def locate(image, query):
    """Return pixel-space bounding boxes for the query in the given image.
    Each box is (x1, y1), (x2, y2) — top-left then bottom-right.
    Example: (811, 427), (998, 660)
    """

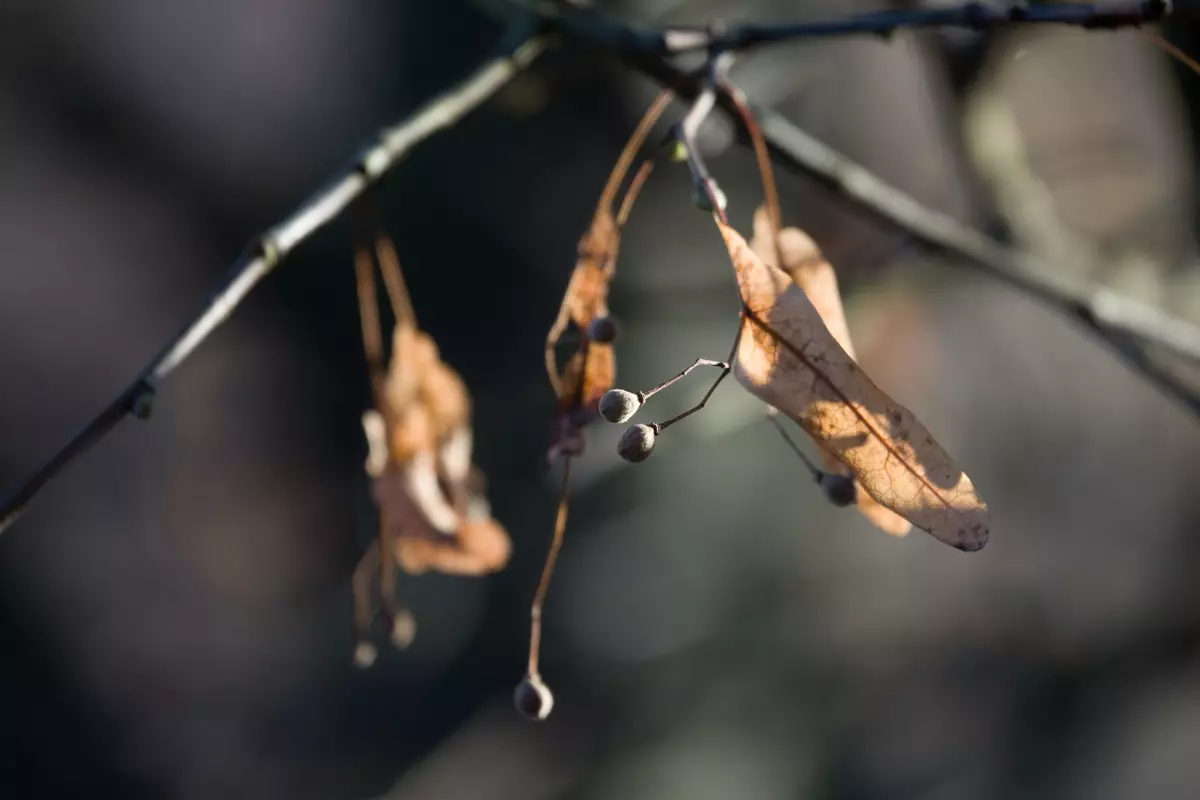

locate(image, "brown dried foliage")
(748, 206), (913, 538)
(352, 213), (510, 647)
(720, 219), (990, 551)
(546, 91), (671, 458)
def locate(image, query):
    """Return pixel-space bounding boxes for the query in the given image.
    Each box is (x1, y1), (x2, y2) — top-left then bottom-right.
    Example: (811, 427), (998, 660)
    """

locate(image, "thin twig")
(0, 22), (544, 537)
(665, 0), (1180, 52)
(537, 0), (1186, 55)
(765, 407), (822, 480)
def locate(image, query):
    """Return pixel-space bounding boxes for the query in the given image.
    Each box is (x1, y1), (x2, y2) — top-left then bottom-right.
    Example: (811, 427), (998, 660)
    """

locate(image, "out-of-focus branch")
(536, 0), (1190, 56)
(0, 21), (544, 536)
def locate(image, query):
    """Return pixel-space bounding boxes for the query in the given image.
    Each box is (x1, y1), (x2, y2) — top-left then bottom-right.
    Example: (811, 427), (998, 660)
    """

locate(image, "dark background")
(2, 1), (1200, 798)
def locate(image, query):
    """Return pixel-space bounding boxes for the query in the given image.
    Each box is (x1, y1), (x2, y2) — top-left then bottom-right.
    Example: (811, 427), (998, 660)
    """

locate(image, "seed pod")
(513, 674), (555, 721)
(599, 389), (641, 424)
(353, 641), (378, 669)
(818, 472), (857, 508)
(390, 609), (417, 649)
(617, 424), (656, 463)
(588, 315), (620, 344)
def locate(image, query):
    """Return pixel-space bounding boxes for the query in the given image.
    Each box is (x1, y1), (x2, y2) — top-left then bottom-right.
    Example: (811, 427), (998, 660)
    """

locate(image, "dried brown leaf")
(722, 220), (990, 551)
(364, 314), (509, 577)
(749, 206), (913, 538)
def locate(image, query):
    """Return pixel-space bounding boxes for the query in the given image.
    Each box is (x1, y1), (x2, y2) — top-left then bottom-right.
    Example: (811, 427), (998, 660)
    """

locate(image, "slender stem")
(0, 23), (544, 537)
(672, 53), (733, 223)
(638, 358), (729, 402)
(765, 407), (821, 480)
(598, 89), (674, 215)
(353, 213), (387, 403)
(721, 78), (782, 252)
(528, 456), (572, 678)
(654, 322), (743, 431)
(617, 159), (656, 228)
(663, 1), (1178, 52)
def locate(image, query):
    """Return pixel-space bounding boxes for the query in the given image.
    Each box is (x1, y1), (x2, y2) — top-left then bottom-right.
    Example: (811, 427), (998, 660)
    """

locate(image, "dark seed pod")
(599, 389), (641, 424)
(588, 315), (620, 344)
(818, 472), (857, 508)
(617, 424), (656, 463)
(513, 674), (555, 721)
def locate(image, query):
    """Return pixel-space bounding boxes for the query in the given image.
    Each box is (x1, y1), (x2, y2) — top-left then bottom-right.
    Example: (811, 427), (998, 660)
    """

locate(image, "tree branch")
(537, 0), (1190, 56)
(5, 0), (1200, 537)
(0, 21), (544, 536)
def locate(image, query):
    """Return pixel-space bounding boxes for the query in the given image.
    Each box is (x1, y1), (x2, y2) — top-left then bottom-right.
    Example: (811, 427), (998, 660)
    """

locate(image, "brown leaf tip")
(954, 523), (990, 552)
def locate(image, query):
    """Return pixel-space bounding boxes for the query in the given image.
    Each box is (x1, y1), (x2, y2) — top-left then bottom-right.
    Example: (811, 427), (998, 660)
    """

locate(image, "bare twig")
(663, 0), (1180, 52)
(0, 22), (545, 536)
(538, 0), (1187, 56)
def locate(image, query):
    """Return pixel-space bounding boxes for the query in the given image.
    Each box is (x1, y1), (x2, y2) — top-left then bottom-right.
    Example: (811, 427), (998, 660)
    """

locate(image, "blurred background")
(2, 1), (1200, 797)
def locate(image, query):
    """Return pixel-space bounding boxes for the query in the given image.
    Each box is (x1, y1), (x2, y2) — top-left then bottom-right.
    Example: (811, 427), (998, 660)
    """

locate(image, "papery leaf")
(723, 220), (990, 551)
(749, 206), (913, 538)
(365, 310), (510, 578)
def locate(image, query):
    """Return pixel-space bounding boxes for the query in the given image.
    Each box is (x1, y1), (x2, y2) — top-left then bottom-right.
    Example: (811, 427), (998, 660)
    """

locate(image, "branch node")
(129, 380), (157, 421)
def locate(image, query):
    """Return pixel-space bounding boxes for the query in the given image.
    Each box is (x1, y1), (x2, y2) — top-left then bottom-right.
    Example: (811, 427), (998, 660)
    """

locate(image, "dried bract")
(721, 220), (991, 551)
(749, 205), (914, 538)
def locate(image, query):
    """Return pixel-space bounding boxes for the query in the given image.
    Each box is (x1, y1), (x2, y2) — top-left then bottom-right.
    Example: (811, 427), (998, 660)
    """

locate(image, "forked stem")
(528, 456), (573, 678)
(650, 321), (744, 432)
(638, 358), (728, 403)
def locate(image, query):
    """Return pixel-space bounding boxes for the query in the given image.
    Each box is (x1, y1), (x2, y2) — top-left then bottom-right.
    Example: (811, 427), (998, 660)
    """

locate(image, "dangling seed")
(353, 641), (378, 669)
(818, 472), (857, 507)
(599, 389), (641, 424)
(588, 315), (620, 344)
(513, 673), (555, 721)
(390, 609), (417, 649)
(617, 424), (656, 463)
